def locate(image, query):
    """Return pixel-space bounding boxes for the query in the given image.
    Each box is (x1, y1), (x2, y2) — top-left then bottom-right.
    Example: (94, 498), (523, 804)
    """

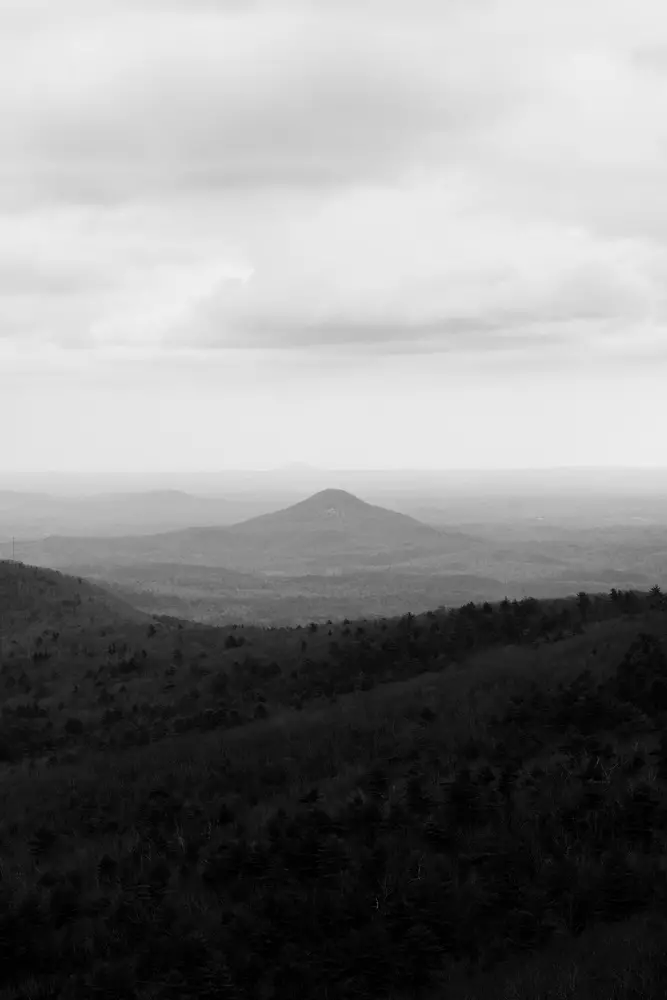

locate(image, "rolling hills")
(7, 487), (666, 628)
(2, 558), (667, 996)
(7, 488), (485, 575)
(0, 488), (276, 541)
(0, 559), (150, 636)
(84, 563), (515, 626)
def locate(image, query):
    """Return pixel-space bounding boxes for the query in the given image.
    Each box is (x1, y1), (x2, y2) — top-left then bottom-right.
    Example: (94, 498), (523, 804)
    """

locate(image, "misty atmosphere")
(2, 470), (667, 627)
(2, 1), (667, 998)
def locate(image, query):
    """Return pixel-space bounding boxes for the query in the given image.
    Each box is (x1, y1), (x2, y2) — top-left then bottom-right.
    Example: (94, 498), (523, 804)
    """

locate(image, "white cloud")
(2, 0), (667, 469)
(0, 2), (503, 205)
(164, 191), (667, 353)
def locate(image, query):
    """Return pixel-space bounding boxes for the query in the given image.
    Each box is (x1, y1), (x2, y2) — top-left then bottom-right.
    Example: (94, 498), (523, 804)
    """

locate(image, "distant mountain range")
(0, 489), (278, 540)
(6, 489), (483, 576)
(3, 489), (664, 628)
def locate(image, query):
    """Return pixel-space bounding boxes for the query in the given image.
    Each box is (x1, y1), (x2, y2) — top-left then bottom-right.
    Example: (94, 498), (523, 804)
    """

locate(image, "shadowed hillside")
(2, 560), (667, 996)
(0, 560), (150, 636)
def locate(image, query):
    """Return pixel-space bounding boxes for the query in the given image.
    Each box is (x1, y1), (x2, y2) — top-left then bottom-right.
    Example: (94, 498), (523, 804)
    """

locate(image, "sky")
(2, 0), (667, 475)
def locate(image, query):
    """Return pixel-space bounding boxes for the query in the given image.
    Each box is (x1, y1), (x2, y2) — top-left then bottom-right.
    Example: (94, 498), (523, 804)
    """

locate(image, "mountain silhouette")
(11, 490), (481, 575)
(231, 488), (440, 539)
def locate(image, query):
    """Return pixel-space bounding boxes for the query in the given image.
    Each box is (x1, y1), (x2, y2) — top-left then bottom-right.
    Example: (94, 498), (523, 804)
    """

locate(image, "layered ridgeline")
(0, 488), (275, 539)
(0, 556), (662, 767)
(82, 562), (514, 627)
(0, 559), (150, 636)
(7, 488), (483, 574)
(5, 489), (661, 627)
(2, 558), (667, 997)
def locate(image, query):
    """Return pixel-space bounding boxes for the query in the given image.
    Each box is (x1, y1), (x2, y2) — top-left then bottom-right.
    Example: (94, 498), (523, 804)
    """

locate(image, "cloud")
(1, 0), (667, 365)
(162, 190), (667, 354)
(0, 2), (516, 207)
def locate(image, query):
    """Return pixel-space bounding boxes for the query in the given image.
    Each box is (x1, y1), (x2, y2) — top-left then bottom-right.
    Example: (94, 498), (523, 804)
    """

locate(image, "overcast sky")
(2, 0), (667, 475)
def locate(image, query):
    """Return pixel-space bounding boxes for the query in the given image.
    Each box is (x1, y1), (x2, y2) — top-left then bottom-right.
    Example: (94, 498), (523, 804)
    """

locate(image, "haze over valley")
(3, 470), (666, 626)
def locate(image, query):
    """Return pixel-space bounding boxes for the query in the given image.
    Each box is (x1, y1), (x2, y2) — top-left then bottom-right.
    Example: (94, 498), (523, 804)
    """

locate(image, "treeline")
(0, 592), (667, 995)
(0, 586), (664, 766)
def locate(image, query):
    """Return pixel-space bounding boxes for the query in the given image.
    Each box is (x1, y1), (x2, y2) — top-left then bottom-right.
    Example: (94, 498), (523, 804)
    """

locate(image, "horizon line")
(4, 465), (667, 477)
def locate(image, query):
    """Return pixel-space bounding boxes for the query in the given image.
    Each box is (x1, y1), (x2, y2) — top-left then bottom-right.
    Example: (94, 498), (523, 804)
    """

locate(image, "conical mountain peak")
(296, 489), (368, 512)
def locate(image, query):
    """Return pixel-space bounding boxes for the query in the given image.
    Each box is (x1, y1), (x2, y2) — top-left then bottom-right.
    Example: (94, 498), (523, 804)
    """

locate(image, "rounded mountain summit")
(232, 489), (438, 536)
(190, 489), (465, 572)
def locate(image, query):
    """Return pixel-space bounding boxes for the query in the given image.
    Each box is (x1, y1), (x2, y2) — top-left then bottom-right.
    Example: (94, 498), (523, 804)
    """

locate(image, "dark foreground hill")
(0, 559), (150, 636)
(2, 564), (667, 998)
(8, 489), (484, 575)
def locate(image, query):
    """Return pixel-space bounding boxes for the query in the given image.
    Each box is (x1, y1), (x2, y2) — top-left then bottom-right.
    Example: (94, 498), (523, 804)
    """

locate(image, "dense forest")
(1, 561), (667, 997)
